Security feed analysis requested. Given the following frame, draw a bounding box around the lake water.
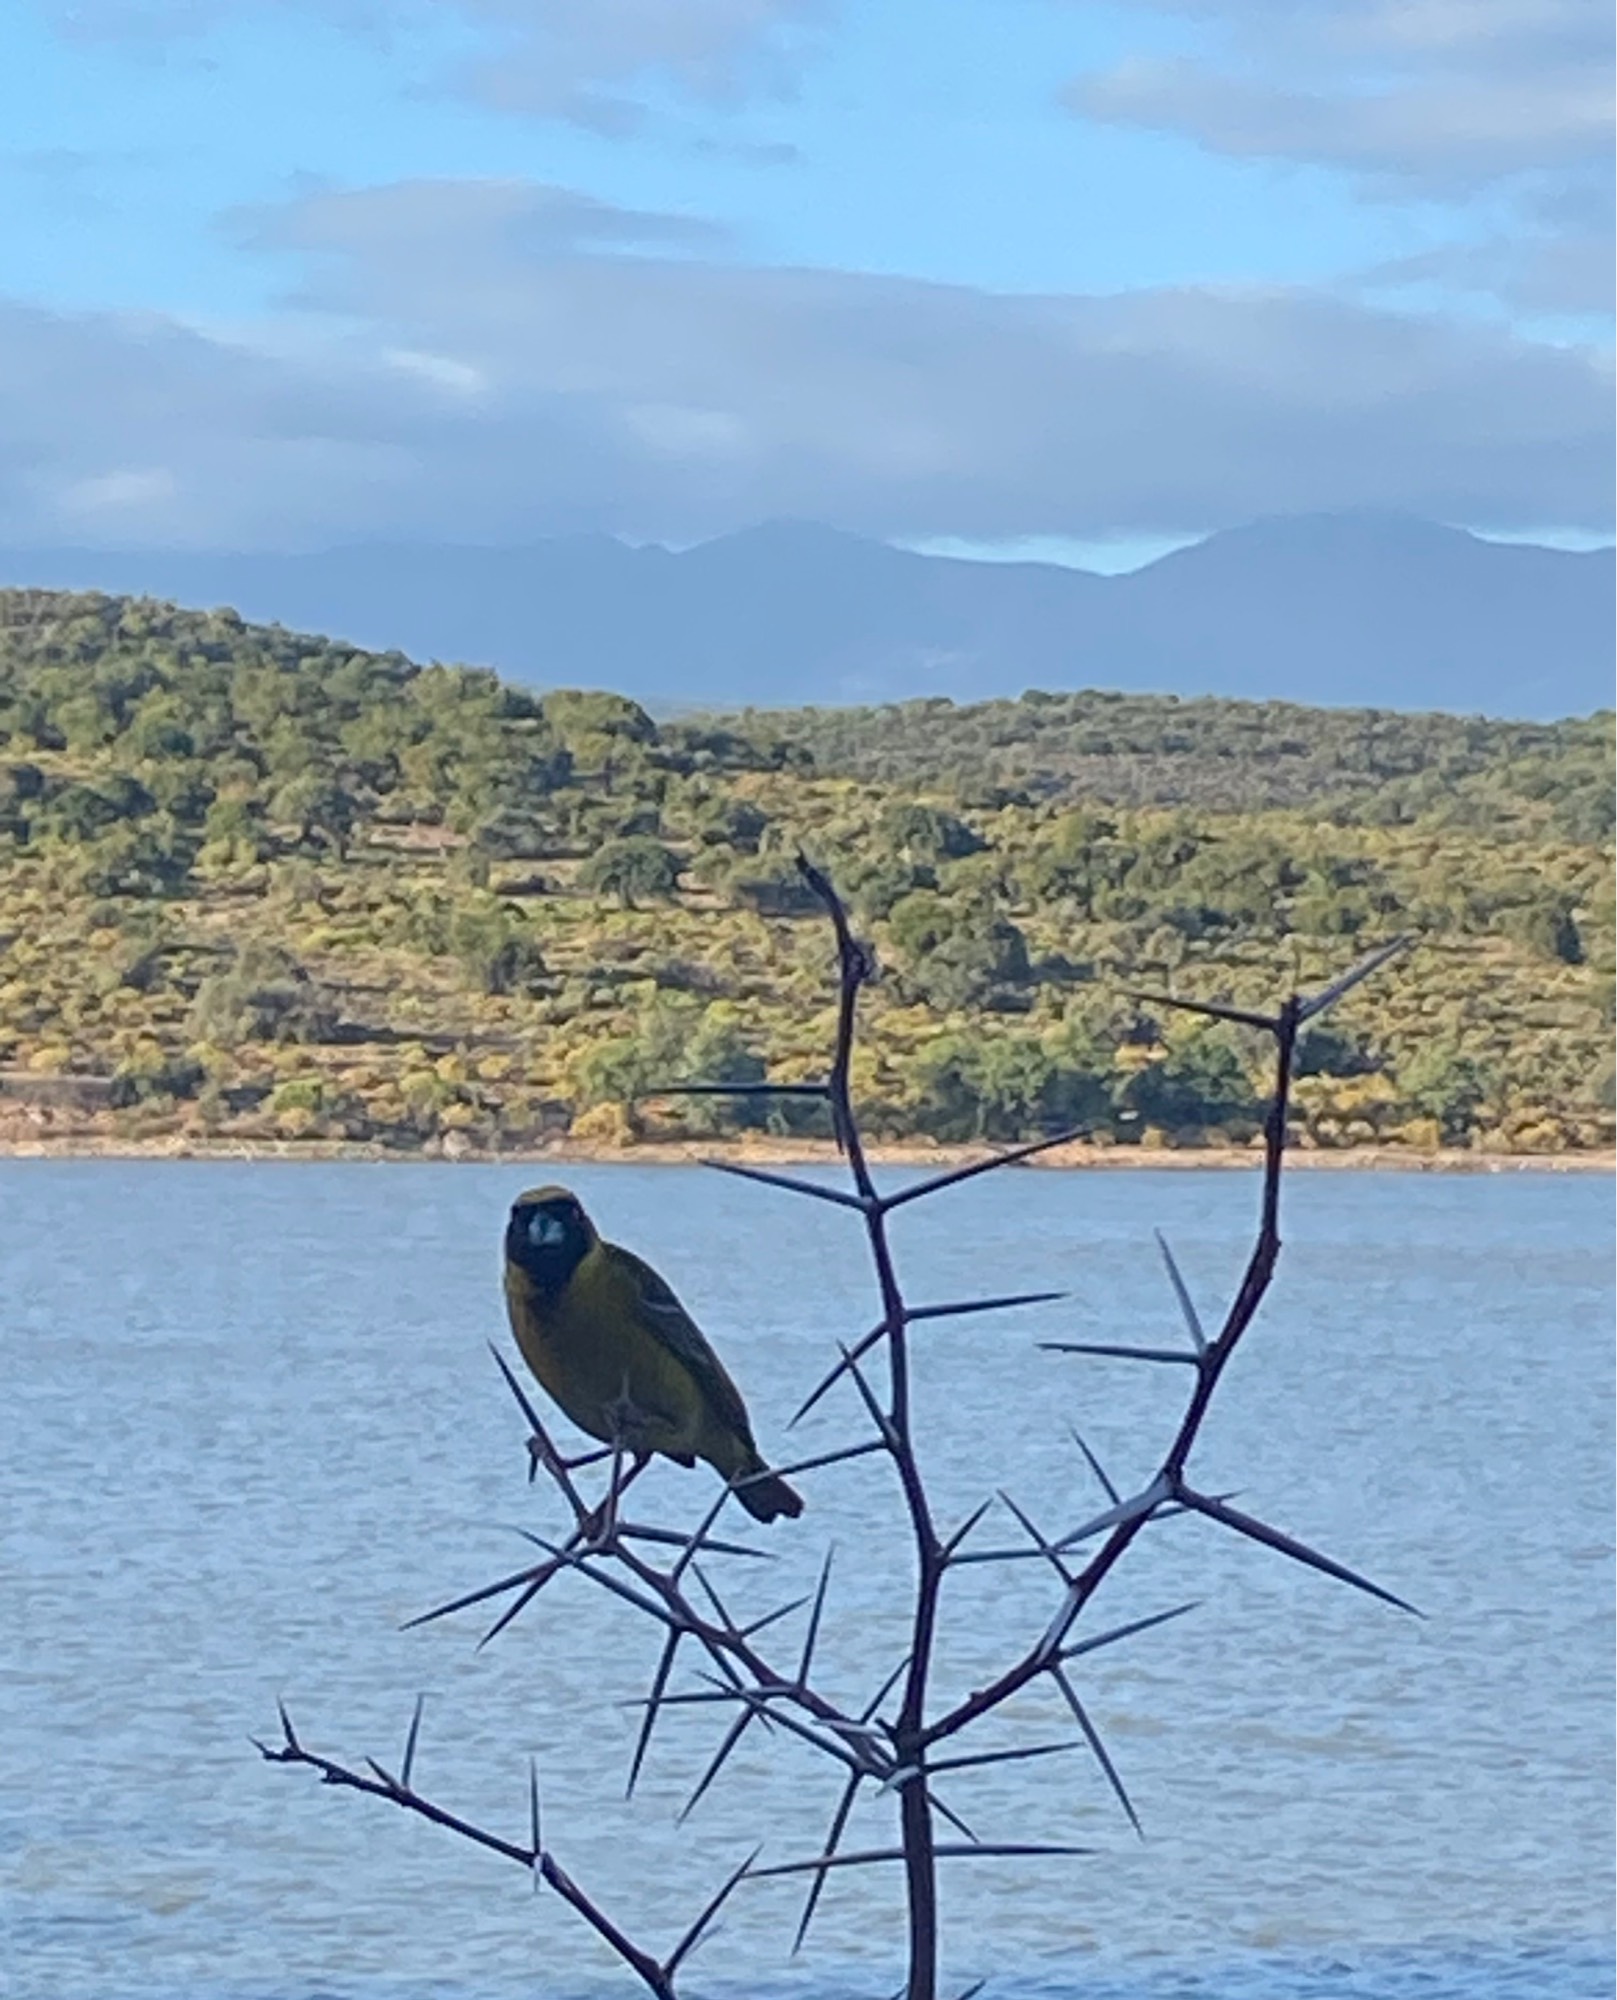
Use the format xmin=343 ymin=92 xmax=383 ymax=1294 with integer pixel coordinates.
xmin=2 ymin=1161 xmax=1612 ymax=2000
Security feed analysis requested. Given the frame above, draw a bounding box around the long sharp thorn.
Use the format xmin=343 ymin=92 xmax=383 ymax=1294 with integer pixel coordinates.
xmin=689 ymin=1561 xmax=739 ymax=1635
xmin=1069 ymin=1426 xmax=1121 ymax=1506
xmin=758 ymin=1847 xmax=913 ymax=1879
xmin=671 ymin=1484 xmax=733 ymax=1583
xmin=401 ymin=1693 xmax=425 ymax=1792
xmin=1126 ymin=989 xmax=1278 ymax=1032
xmin=794 ymin=1770 xmax=862 ymax=1954
xmin=627 ymin=1629 xmax=681 ymax=1800
xmin=739 ymin=1592 xmax=812 ymax=1640
xmin=1040 ymin=1340 xmax=1200 ymax=1366
xmin=941 ymin=1497 xmax=996 ymax=1560
xmin=486 ymin=1340 xmax=545 ymax=1439
xmin=799 ymin=1546 xmax=835 ymax=1683
xmin=276 ymin=1698 xmax=300 ymax=1752
xmin=523 ymin=1539 xmax=676 ymax=1626
xmin=702 ymin=1158 xmax=869 ymax=1210
xmin=1154 ymin=1230 xmax=1206 ymax=1354
xmin=998 ymin=1487 xmax=1067 ymax=1573
xmin=864 ymin=1653 xmax=911 ymax=1723
xmin=881 ymin=1126 xmax=1092 ymax=1211
xmin=789 ymin=1324 xmax=885 ymax=1427
xmin=487 ymin=1342 xmax=578 ymax=1499
xmin=1181 ymin=1489 xmax=1421 ymax=1615
xmin=908 ymin=1290 xmax=1067 ymax=1323
xmin=753 ymin=1842 xmax=1093 ymax=1879
xmin=401 ymin=1556 xmax=551 ymax=1631
xmin=926 ymin=1741 xmax=1081 ymax=1779
xmin=665 ymin=1847 xmax=761 ymax=1977
xmin=528 ymin=1754 xmax=542 ymax=1858
xmin=951 ymin=1544 xmax=1084 ymax=1567
xmin=477 ymin=1569 xmax=552 ymax=1649
xmin=1059 ymin=1600 xmax=1200 ymax=1663
xmin=364 ymin=1755 xmax=402 ymax=1795
xmin=839 ymin=1342 xmax=898 ymax=1448
xmin=621 ymin=1523 xmax=767 ymax=1562
xmin=1297 ymin=936 xmax=1410 ymax=1022
xmin=748 ymin=1438 xmax=886 ymax=1483
xmin=1052 ymin=1668 xmax=1141 ymax=1837
xmin=957 ymin=1983 xmax=988 ymax=2000
xmin=690 ymin=1683 xmax=865 ymax=1771
xmin=627 ymin=1688 xmax=738 ymax=1714
xmin=791 ymin=1302 xmax=1061 ymax=1429
xmin=680 ymin=1710 xmax=755 ymax=1823
xmin=1054 ymin=1475 xmax=1170 ymax=1551
xmin=930 ymin=1791 xmax=980 ymax=1844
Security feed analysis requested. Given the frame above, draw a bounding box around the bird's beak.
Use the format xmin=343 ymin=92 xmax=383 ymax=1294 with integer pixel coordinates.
xmin=527 ymin=1212 xmax=567 ymax=1248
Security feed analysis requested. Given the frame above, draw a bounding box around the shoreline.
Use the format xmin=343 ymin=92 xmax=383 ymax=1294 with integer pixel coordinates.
xmin=0 ymin=1135 xmax=1608 ymax=1174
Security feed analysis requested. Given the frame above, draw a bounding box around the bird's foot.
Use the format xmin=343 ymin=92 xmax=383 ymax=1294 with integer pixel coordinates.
xmin=578 ymin=1448 xmax=652 ymax=1546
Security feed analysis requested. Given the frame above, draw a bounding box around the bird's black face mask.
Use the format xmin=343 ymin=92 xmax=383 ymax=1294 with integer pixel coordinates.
xmin=506 ymin=1193 xmax=592 ymax=1293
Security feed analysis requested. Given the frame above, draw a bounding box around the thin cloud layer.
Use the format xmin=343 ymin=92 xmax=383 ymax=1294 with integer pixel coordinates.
xmin=2 ymin=177 xmax=1608 ymax=551
xmin=443 ymin=0 xmax=829 ymax=130
xmin=43 ymin=0 xmax=829 ymax=130
xmin=1065 ymin=0 xmax=1614 ymax=316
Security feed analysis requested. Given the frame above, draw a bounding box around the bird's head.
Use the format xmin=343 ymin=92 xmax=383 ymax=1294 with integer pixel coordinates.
xmin=506 ymin=1184 xmax=596 ymax=1289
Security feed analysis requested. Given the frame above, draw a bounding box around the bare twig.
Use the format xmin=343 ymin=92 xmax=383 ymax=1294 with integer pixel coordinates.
xmin=266 ymin=870 xmax=1410 ymax=2000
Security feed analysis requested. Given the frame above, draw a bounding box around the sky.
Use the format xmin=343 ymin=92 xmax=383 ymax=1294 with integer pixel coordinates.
xmin=0 ymin=0 xmax=1611 ymax=565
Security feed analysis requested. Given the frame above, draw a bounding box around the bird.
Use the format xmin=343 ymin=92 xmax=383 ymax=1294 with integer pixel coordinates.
xmin=502 ymin=1184 xmax=803 ymax=1524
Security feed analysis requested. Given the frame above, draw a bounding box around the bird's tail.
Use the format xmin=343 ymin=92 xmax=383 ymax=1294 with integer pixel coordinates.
xmin=734 ymin=1457 xmax=804 ymax=1523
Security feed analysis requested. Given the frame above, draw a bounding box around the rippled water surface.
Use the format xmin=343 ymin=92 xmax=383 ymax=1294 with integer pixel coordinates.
xmin=4 ymin=1162 xmax=1612 ymax=1999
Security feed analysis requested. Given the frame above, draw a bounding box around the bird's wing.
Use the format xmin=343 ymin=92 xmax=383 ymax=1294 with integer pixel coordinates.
xmin=606 ymin=1244 xmax=755 ymax=1446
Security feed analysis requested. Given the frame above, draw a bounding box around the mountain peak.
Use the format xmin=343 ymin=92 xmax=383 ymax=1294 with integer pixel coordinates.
xmin=0 ymin=515 xmax=1606 ymax=718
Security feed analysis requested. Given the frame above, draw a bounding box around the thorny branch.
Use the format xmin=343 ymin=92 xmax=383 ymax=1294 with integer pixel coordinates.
xmin=262 ymin=856 xmax=1413 ymax=2000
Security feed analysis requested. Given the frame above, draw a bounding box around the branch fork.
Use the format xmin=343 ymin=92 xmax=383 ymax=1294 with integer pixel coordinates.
xmin=263 ymin=863 xmax=1412 ymax=1999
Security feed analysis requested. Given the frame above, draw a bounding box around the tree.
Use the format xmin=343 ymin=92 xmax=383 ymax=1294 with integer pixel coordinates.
xmin=188 ymin=944 xmax=340 ymax=1047
xmin=877 ymin=800 xmax=986 ymax=864
xmin=263 ymin=866 xmax=1416 ymax=2000
xmin=581 ymin=837 xmax=681 ymax=910
xmin=449 ymin=906 xmax=548 ymax=997
xmin=73 ymin=820 xmax=195 ymax=897
xmin=1400 ymin=1039 xmax=1492 ymax=1143
xmin=886 ymin=891 xmax=1031 ymax=1011
xmin=270 ymin=774 xmax=360 ymax=858
xmin=1122 ymin=1027 xmax=1260 ymax=1134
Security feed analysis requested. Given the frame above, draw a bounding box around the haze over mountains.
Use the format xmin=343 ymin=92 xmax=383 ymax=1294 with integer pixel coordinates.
xmin=1 ymin=512 xmax=1608 ymax=720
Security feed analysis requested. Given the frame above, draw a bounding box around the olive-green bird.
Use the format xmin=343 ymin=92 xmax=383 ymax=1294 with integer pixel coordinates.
xmin=502 ymin=1185 xmax=803 ymax=1524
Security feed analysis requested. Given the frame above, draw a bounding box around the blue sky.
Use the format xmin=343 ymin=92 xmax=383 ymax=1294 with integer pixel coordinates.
xmin=0 ymin=0 xmax=1610 ymax=560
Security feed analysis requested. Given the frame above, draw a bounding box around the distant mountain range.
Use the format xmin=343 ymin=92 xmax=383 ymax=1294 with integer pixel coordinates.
xmin=1 ymin=512 xmax=1609 ymax=719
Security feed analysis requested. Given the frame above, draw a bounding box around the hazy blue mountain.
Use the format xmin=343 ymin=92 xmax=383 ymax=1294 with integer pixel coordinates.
xmin=0 ymin=512 xmax=1608 ymax=718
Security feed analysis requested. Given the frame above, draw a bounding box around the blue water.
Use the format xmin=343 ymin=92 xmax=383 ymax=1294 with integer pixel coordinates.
xmin=2 ymin=1162 xmax=1612 ymax=1998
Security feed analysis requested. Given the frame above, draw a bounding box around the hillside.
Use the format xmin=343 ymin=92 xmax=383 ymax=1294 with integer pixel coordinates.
xmin=0 ymin=588 xmax=1610 ymax=1158
xmin=705 ymin=689 xmax=1615 ymax=837
xmin=2 ymin=511 xmax=1610 ymax=719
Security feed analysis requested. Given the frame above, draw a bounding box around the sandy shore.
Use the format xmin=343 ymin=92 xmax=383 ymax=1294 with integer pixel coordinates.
xmin=0 ymin=1134 xmax=1608 ymax=1173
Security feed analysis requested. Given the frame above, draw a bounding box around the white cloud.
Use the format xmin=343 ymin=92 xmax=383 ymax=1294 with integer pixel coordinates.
xmin=1063 ymin=0 xmax=1613 ymax=316
xmin=0 ymin=178 xmax=1607 ymax=551
xmin=1073 ymin=56 xmax=1607 ymax=194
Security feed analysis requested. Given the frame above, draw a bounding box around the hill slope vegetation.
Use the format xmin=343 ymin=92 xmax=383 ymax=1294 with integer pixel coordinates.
xmin=0 ymin=588 xmax=1610 ymax=1156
